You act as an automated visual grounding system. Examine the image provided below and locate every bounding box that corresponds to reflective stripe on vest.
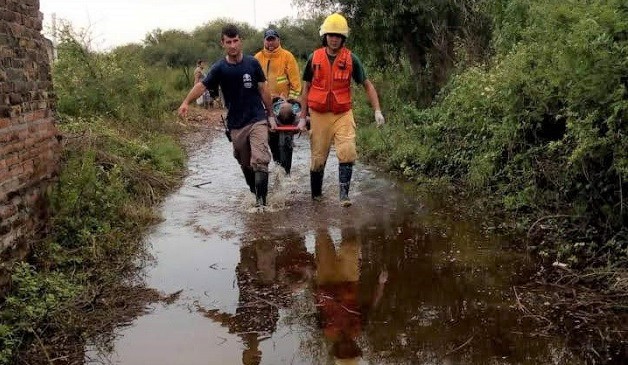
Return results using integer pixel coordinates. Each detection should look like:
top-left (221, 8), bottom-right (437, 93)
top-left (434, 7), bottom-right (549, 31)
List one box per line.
top-left (307, 47), bottom-right (352, 113)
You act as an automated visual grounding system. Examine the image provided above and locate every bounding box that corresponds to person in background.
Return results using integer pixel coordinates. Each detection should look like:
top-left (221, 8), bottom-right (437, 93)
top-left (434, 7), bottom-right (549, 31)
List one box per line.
top-left (254, 28), bottom-right (301, 101)
top-left (255, 29), bottom-right (302, 174)
top-left (178, 24), bottom-right (277, 207)
top-left (193, 59), bottom-right (211, 108)
top-left (265, 97), bottom-right (302, 174)
top-left (298, 13), bottom-right (385, 206)
top-left (194, 59), bottom-right (207, 84)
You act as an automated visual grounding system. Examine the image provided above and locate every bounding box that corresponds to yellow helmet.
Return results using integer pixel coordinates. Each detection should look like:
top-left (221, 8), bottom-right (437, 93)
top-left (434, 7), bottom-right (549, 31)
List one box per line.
top-left (319, 13), bottom-right (349, 37)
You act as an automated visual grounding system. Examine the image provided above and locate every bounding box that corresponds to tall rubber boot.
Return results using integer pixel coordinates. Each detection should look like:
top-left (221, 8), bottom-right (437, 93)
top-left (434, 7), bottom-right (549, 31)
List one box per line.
top-left (269, 132), bottom-right (280, 163)
top-left (254, 171), bottom-right (269, 207)
top-left (242, 167), bottom-right (255, 194)
top-left (310, 170), bottom-right (324, 201)
top-left (278, 133), bottom-right (293, 175)
top-left (339, 163), bottom-right (353, 207)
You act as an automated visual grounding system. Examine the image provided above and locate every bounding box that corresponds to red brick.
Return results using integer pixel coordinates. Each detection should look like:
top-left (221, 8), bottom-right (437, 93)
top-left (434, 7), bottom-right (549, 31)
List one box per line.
top-left (4, 154), bottom-right (18, 168)
top-left (0, 204), bottom-right (17, 219)
top-left (1, 0), bottom-right (60, 254)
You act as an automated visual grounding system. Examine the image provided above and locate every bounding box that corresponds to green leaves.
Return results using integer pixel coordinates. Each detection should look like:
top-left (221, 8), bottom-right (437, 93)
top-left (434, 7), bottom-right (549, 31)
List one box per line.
top-left (0, 263), bottom-right (81, 364)
top-left (357, 0), bottom-right (627, 266)
top-left (53, 24), bottom-right (178, 125)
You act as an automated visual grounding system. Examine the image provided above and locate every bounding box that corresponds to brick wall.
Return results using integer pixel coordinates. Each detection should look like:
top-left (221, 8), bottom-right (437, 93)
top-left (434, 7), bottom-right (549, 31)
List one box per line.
top-left (0, 0), bottom-right (60, 259)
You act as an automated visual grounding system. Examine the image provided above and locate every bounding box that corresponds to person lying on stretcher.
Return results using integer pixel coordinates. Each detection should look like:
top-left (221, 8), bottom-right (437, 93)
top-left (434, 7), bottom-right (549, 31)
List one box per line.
top-left (269, 97), bottom-right (302, 175)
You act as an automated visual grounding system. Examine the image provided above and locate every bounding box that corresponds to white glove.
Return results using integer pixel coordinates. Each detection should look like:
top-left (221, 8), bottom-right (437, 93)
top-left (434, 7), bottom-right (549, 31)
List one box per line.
top-left (267, 116), bottom-right (277, 131)
top-left (375, 110), bottom-right (385, 126)
top-left (297, 117), bottom-right (308, 132)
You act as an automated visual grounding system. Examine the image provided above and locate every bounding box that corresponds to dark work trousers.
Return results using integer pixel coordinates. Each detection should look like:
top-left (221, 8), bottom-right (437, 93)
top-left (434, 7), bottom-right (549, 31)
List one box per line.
top-left (230, 120), bottom-right (271, 173)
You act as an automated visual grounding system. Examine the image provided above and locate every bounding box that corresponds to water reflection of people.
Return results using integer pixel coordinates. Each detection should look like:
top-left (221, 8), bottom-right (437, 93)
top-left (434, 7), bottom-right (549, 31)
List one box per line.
top-left (314, 228), bottom-right (388, 364)
top-left (202, 232), bottom-right (314, 365)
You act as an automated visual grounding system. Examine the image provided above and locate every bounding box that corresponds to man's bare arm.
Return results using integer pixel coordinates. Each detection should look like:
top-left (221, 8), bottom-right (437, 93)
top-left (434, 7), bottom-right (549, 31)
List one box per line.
top-left (363, 79), bottom-right (385, 126)
top-left (259, 82), bottom-right (274, 116)
top-left (177, 83), bottom-right (207, 117)
top-left (259, 82), bottom-right (277, 130)
top-left (362, 79), bottom-right (381, 111)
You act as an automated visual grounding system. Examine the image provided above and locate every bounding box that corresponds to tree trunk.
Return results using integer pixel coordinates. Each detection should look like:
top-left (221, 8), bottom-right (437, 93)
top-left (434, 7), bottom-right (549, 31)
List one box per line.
top-left (402, 33), bottom-right (432, 106)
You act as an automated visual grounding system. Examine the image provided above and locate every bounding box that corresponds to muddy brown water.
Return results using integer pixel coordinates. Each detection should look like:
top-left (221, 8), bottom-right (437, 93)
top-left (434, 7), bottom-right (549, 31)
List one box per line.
top-left (86, 128), bottom-right (585, 364)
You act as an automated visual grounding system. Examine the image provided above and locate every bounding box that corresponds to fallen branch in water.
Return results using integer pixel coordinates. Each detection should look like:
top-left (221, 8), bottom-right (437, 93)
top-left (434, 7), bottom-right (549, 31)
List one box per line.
top-left (527, 214), bottom-right (575, 237)
top-left (444, 335), bottom-right (474, 357)
top-left (193, 181), bottom-right (212, 188)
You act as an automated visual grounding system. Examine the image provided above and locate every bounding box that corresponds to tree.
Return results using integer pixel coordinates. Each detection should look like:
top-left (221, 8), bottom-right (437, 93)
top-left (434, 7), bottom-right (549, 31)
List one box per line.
top-left (292, 0), bottom-right (492, 105)
top-left (192, 18), bottom-right (260, 61)
top-left (141, 29), bottom-right (205, 85)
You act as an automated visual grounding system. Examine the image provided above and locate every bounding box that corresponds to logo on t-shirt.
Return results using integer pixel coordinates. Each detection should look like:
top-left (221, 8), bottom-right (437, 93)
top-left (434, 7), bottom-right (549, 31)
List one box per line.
top-left (243, 73), bottom-right (252, 88)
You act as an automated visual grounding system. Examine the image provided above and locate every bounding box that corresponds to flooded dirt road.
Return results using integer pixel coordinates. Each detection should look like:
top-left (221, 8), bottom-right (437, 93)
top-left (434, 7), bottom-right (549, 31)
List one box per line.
top-left (88, 123), bottom-right (585, 364)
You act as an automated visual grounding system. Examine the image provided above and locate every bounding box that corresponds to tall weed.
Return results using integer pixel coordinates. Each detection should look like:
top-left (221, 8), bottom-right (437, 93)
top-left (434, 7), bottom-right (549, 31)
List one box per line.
top-left (52, 28), bottom-right (183, 132)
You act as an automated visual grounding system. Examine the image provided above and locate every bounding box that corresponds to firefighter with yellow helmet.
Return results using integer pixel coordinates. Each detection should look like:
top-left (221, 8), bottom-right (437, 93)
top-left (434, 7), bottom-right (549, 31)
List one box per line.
top-left (298, 13), bottom-right (385, 207)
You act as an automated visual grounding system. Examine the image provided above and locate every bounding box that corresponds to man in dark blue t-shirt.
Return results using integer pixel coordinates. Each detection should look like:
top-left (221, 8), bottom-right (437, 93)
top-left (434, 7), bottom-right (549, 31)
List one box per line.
top-left (178, 24), bottom-right (278, 207)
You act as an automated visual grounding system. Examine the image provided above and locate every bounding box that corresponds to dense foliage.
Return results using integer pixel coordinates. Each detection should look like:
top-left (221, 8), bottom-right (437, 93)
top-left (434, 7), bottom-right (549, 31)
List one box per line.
top-left (294, 0), bottom-right (493, 105)
top-left (53, 29), bottom-right (179, 124)
top-left (356, 0), bottom-right (627, 267)
top-left (137, 17), bottom-right (322, 87)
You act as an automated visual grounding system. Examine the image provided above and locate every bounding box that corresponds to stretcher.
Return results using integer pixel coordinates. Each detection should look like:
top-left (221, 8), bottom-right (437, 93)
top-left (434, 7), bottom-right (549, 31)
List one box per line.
top-left (270, 98), bottom-right (303, 174)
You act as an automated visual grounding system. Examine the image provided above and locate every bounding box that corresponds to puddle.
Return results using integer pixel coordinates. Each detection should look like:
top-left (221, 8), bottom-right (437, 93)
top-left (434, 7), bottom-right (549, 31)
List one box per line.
top-left (87, 130), bottom-right (584, 365)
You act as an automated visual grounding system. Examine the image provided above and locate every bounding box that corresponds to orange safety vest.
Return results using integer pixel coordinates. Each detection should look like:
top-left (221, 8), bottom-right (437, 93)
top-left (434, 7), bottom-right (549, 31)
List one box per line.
top-left (307, 47), bottom-right (353, 114)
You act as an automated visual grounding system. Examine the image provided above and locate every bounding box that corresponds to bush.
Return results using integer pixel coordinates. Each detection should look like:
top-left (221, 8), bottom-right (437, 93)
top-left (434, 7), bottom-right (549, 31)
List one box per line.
top-left (0, 263), bottom-right (81, 364)
top-left (358, 0), bottom-right (628, 266)
top-left (53, 29), bottom-right (182, 129)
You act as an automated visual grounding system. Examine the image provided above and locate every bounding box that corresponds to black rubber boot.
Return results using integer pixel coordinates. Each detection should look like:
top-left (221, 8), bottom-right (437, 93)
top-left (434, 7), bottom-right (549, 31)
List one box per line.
top-left (242, 167), bottom-right (256, 194)
top-left (278, 133), bottom-right (294, 175)
top-left (310, 170), bottom-right (324, 200)
top-left (269, 132), bottom-right (280, 163)
top-left (339, 163), bottom-right (353, 207)
top-left (254, 171), bottom-right (269, 207)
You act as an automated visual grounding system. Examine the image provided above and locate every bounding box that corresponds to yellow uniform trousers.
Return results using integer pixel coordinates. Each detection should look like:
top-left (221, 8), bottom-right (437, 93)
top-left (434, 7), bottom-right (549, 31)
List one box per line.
top-left (309, 110), bottom-right (357, 172)
top-left (315, 230), bottom-right (360, 285)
